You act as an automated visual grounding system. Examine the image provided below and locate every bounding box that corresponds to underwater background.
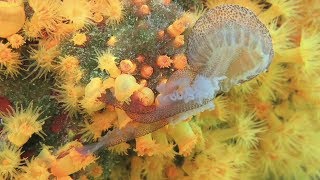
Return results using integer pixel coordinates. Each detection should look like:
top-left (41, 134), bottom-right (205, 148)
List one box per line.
top-left (0, 0), bottom-right (320, 179)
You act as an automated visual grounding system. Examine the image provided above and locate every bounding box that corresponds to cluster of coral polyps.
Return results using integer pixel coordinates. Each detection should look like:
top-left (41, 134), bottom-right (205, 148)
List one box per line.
top-left (0, 0), bottom-right (319, 179)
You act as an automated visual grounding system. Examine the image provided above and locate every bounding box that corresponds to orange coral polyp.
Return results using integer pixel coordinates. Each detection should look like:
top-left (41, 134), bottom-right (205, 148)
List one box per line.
top-left (50, 142), bottom-right (96, 177)
top-left (0, 103), bottom-right (46, 147)
top-left (156, 55), bottom-right (172, 68)
top-left (173, 54), bottom-right (188, 70)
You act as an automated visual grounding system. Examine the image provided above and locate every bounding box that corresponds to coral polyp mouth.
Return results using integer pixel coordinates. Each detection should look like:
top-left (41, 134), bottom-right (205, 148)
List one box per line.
top-left (187, 4), bottom-right (274, 90)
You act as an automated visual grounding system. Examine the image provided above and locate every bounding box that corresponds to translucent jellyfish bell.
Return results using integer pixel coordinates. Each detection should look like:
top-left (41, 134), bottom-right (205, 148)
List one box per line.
top-left (187, 4), bottom-right (274, 91)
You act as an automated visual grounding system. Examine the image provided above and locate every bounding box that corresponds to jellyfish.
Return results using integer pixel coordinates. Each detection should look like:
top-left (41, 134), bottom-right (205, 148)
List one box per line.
top-left (77, 4), bottom-right (274, 155)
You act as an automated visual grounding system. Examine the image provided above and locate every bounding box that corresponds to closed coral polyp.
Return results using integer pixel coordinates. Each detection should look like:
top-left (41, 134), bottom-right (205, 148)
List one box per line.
top-left (0, 1), bottom-right (25, 38)
top-left (114, 74), bottom-right (141, 102)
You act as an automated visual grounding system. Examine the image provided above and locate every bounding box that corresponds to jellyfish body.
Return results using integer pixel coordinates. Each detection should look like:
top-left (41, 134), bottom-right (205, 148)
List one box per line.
top-left (187, 4), bottom-right (274, 91)
top-left (78, 4), bottom-right (274, 154)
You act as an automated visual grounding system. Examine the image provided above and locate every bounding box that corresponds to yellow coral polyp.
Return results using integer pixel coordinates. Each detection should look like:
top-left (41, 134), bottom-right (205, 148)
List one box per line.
top-left (206, 0), bottom-right (264, 15)
top-left (7, 34), bottom-right (25, 49)
top-left (56, 55), bottom-right (82, 83)
top-left (80, 110), bottom-right (117, 140)
top-left (114, 74), bottom-right (141, 102)
top-left (0, 42), bottom-right (22, 77)
top-left (96, 52), bottom-right (121, 78)
top-left (60, 0), bottom-right (92, 29)
top-left (135, 133), bottom-right (160, 156)
top-left (19, 158), bottom-right (51, 179)
top-left (0, 103), bottom-right (46, 147)
top-left (54, 83), bottom-right (84, 117)
top-left (29, 44), bottom-right (60, 80)
top-left (28, 0), bottom-right (63, 37)
top-left (80, 77), bottom-right (107, 114)
top-left (72, 33), bottom-right (87, 46)
top-left (0, 1), bottom-right (25, 38)
top-left (168, 121), bottom-right (197, 156)
top-left (104, 0), bottom-right (124, 24)
top-left (115, 108), bottom-right (132, 129)
top-left (259, 0), bottom-right (302, 24)
top-left (0, 143), bottom-right (23, 179)
top-left (107, 36), bottom-right (118, 46)
top-left (108, 142), bottom-right (131, 155)
top-left (50, 141), bottom-right (96, 177)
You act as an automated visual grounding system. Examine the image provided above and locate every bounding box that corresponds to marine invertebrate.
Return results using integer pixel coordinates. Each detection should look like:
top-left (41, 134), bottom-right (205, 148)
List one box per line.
top-left (187, 4), bottom-right (274, 91)
top-left (80, 77), bottom-right (107, 114)
top-left (28, 43), bottom-right (60, 80)
top-left (1, 0), bottom-right (319, 178)
top-left (140, 64), bottom-right (153, 79)
top-left (0, 42), bottom-right (22, 77)
top-left (54, 83), bottom-right (84, 117)
top-left (119, 59), bottom-right (136, 74)
top-left (50, 141), bottom-right (96, 178)
top-left (0, 0), bottom-right (25, 38)
top-left (96, 52), bottom-right (121, 78)
top-left (60, 0), bottom-right (92, 29)
top-left (114, 74), bottom-right (141, 102)
top-left (173, 54), bottom-right (188, 70)
top-left (156, 55), bottom-right (172, 68)
top-left (0, 103), bottom-right (47, 147)
top-left (27, 0), bottom-right (63, 38)
top-left (0, 143), bottom-right (23, 179)
top-left (19, 158), bottom-right (51, 179)
top-left (7, 34), bottom-right (25, 49)
top-left (71, 33), bottom-right (87, 46)
top-left (77, 4), bottom-right (273, 154)
top-left (104, 0), bottom-right (124, 24)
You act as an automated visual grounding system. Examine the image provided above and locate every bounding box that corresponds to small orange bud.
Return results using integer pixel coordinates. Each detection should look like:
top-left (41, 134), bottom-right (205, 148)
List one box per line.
top-left (120, 59), bottom-right (136, 74)
top-left (173, 35), bottom-right (184, 48)
top-left (140, 65), bottom-right (153, 79)
top-left (163, 0), bottom-right (171, 6)
top-left (156, 55), bottom-right (172, 68)
top-left (136, 55), bottom-right (145, 63)
top-left (107, 36), bottom-right (117, 47)
top-left (173, 54), bottom-right (188, 70)
top-left (157, 30), bottom-right (165, 41)
top-left (167, 21), bottom-right (185, 38)
top-left (139, 5), bottom-right (151, 16)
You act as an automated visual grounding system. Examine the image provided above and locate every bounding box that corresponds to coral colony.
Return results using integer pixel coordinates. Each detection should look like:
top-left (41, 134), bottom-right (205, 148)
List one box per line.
top-left (0, 0), bottom-right (319, 179)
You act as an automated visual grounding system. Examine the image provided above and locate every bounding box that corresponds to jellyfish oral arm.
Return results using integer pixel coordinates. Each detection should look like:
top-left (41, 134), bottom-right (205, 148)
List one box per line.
top-left (126, 74), bottom-right (224, 124)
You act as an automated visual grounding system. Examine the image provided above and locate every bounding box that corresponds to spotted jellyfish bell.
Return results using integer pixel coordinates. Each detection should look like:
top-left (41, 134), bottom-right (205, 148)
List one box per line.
top-left (0, 0), bottom-right (26, 38)
top-left (187, 4), bottom-right (274, 92)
